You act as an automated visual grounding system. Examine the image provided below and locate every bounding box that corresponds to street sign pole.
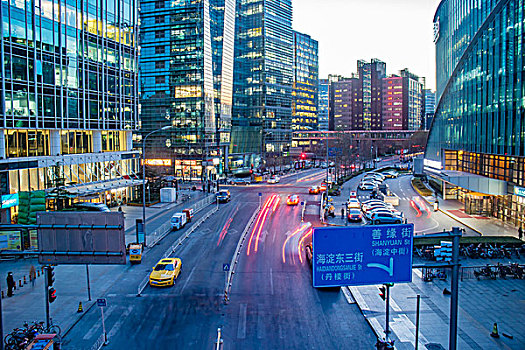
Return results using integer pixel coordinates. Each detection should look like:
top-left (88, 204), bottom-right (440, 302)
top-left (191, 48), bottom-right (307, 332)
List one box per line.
top-left (415, 294), bottom-right (421, 350)
top-left (384, 284), bottom-right (390, 340)
top-left (44, 266), bottom-right (50, 329)
top-left (450, 228), bottom-right (460, 350)
top-left (101, 306), bottom-right (107, 345)
top-left (86, 265), bottom-right (91, 301)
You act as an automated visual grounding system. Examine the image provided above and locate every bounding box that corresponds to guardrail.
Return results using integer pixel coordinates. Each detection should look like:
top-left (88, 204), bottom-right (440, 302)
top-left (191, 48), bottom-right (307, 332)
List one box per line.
top-left (224, 204), bottom-right (261, 302)
top-left (137, 204), bottom-right (219, 296)
top-left (149, 194), bottom-right (216, 248)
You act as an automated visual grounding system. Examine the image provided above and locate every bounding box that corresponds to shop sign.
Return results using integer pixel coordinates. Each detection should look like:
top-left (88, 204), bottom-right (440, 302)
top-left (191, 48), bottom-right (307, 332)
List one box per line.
top-left (1, 193), bottom-right (19, 209)
top-left (514, 186), bottom-right (525, 198)
top-left (143, 159), bottom-right (172, 166)
top-left (0, 231), bottom-right (22, 251)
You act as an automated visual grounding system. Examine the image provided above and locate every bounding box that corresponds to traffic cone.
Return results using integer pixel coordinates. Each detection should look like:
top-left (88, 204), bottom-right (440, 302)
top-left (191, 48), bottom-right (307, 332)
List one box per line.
top-left (23, 276), bottom-right (27, 284)
top-left (77, 302), bottom-right (83, 313)
top-left (443, 288), bottom-right (451, 295)
top-left (490, 323), bottom-right (500, 338)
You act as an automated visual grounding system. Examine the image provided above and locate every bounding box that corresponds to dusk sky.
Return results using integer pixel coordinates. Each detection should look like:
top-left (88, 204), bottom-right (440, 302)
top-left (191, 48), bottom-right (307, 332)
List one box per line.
top-left (293, 0), bottom-right (441, 90)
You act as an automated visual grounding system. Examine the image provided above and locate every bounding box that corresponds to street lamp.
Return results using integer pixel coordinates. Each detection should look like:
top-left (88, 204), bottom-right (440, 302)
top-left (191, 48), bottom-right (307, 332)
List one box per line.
top-left (142, 125), bottom-right (174, 246)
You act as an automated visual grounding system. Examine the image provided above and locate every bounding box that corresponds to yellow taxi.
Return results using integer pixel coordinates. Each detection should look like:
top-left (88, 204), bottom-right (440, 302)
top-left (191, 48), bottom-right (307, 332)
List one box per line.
top-left (149, 258), bottom-right (182, 287)
top-left (309, 186), bottom-right (320, 194)
top-left (287, 194), bottom-right (300, 206)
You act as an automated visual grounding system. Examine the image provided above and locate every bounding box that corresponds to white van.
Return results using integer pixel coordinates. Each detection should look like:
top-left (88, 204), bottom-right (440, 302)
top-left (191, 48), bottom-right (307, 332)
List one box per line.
top-left (171, 212), bottom-right (187, 230)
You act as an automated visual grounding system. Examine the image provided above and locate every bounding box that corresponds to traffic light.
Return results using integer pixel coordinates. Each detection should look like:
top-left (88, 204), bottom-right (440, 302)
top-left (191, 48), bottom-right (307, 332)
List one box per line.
top-left (379, 286), bottom-right (386, 301)
top-left (48, 287), bottom-right (57, 303)
top-left (46, 266), bottom-right (55, 287)
top-left (300, 153), bottom-right (306, 160)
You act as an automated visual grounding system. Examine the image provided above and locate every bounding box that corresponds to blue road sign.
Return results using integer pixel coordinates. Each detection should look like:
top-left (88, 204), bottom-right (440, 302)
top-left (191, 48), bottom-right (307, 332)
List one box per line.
top-left (97, 298), bottom-right (107, 307)
top-left (258, 193), bottom-right (262, 197)
top-left (312, 224), bottom-right (414, 288)
top-left (223, 263), bottom-right (230, 272)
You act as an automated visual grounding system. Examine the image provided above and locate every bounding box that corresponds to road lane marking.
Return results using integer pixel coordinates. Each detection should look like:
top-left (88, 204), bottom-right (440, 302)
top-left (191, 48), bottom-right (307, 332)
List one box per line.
top-left (134, 304), bottom-right (155, 336)
top-left (270, 268), bottom-right (274, 295)
top-left (179, 265), bottom-right (197, 296)
top-left (342, 287), bottom-right (356, 304)
top-left (278, 309), bottom-right (285, 339)
top-left (108, 305), bottom-right (134, 338)
top-left (257, 304), bottom-right (264, 339)
top-left (82, 305), bottom-right (117, 340)
top-left (237, 303), bottom-right (247, 339)
top-left (147, 307), bottom-right (168, 341)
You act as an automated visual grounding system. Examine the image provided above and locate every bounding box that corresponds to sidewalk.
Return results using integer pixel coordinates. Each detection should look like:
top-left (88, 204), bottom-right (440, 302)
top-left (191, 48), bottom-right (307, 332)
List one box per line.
top-left (416, 183), bottom-right (519, 238)
top-left (0, 189), bottom-right (213, 340)
top-left (350, 266), bottom-right (525, 349)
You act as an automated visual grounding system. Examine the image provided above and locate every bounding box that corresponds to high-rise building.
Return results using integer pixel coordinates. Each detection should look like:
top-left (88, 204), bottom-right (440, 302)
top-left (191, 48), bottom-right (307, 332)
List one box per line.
top-left (399, 69), bottom-right (423, 131)
top-left (0, 0), bottom-right (140, 221)
top-left (425, 0), bottom-right (524, 228)
top-left (332, 77), bottom-right (360, 131)
top-left (357, 59), bottom-right (386, 130)
top-left (382, 71), bottom-right (423, 131)
top-left (292, 31), bottom-right (319, 131)
top-left (318, 79), bottom-right (330, 131)
top-left (327, 74), bottom-right (343, 131)
top-left (382, 76), bottom-right (404, 130)
top-left (423, 89), bottom-right (436, 130)
top-left (139, 0), bottom-right (235, 180)
top-left (231, 0), bottom-right (293, 159)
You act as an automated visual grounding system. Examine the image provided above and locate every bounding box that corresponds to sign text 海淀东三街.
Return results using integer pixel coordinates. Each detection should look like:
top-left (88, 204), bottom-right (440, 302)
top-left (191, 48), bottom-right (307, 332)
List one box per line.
top-left (313, 224), bottom-right (414, 287)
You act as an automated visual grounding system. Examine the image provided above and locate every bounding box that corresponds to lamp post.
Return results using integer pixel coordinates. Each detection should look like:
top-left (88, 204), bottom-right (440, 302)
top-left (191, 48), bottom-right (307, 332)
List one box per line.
top-left (142, 125), bottom-right (174, 246)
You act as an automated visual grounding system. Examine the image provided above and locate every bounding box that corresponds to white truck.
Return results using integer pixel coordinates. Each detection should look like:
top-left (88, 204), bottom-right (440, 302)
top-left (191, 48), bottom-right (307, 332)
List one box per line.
top-left (170, 212), bottom-right (187, 230)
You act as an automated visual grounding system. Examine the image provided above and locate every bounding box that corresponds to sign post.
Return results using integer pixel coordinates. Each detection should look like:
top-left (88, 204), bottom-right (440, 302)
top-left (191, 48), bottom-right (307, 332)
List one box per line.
top-left (312, 224), bottom-right (414, 288)
top-left (97, 298), bottom-right (108, 345)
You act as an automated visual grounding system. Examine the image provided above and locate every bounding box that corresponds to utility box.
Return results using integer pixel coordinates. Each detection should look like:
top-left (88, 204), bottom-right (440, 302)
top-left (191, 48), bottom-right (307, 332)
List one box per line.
top-left (160, 187), bottom-right (177, 203)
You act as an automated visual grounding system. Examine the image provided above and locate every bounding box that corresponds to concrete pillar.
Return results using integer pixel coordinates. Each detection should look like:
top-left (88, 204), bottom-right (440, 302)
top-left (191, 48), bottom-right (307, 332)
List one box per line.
top-left (50, 130), bottom-right (61, 156)
top-left (0, 129), bottom-right (5, 159)
top-left (125, 131), bottom-right (133, 151)
top-left (93, 131), bottom-right (102, 153)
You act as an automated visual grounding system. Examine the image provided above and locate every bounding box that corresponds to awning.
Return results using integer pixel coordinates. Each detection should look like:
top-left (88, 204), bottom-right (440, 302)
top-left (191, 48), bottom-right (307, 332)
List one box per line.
top-left (429, 170), bottom-right (507, 196)
top-left (47, 178), bottom-right (143, 197)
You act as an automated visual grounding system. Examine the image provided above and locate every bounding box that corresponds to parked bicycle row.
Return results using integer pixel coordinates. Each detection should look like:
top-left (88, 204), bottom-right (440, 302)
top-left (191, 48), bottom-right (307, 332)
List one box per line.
top-left (472, 263), bottom-right (524, 280)
top-left (4, 320), bottom-right (61, 350)
top-left (415, 243), bottom-right (524, 260)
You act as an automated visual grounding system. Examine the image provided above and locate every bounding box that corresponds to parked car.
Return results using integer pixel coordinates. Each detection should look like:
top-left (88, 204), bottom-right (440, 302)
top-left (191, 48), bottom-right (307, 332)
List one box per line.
top-left (230, 178), bottom-right (251, 185)
top-left (383, 170), bottom-right (398, 178)
top-left (365, 208), bottom-right (402, 221)
top-left (267, 176), bottom-right (280, 184)
top-left (359, 182), bottom-right (378, 191)
top-left (347, 208), bottom-right (363, 222)
top-left (287, 194), bottom-right (300, 206)
top-left (72, 202), bottom-right (111, 212)
top-left (347, 199), bottom-right (361, 209)
top-left (365, 172), bottom-right (385, 181)
top-left (309, 186), bottom-right (320, 194)
top-left (369, 212), bottom-right (403, 225)
top-left (216, 190), bottom-right (231, 203)
top-left (171, 212), bottom-right (188, 230)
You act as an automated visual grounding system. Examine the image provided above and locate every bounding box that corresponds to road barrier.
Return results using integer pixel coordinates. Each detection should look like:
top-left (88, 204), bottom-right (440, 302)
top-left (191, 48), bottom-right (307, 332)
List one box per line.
top-left (224, 204), bottom-right (262, 303)
top-left (149, 194), bottom-right (216, 248)
top-left (137, 204), bottom-right (219, 296)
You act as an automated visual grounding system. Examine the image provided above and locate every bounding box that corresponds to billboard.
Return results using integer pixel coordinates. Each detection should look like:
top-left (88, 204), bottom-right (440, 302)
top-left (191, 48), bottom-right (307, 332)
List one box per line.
top-left (313, 224), bottom-right (414, 288)
top-left (37, 212), bottom-right (126, 265)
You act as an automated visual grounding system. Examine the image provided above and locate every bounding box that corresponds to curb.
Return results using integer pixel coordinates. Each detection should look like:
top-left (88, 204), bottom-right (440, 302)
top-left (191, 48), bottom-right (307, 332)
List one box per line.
top-left (409, 178), bottom-right (483, 236)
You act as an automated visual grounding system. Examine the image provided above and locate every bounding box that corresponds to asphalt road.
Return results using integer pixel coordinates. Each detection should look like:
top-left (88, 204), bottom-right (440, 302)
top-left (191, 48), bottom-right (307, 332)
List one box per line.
top-left (62, 168), bottom-right (376, 349)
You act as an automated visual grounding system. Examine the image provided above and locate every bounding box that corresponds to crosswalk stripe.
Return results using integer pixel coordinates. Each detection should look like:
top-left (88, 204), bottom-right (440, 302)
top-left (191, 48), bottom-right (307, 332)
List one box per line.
top-left (82, 305), bottom-right (117, 340)
top-left (108, 305), bottom-right (134, 338)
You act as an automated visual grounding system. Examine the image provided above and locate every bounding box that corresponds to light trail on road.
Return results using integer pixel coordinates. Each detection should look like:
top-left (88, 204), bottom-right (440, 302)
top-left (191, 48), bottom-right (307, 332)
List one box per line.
top-left (281, 222), bottom-right (311, 264)
top-left (247, 195), bottom-right (276, 256)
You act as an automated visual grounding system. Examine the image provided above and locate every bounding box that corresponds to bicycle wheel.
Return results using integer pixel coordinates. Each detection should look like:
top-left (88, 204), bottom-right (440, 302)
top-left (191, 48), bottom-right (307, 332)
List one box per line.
top-left (47, 324), bottom-right (61, 336)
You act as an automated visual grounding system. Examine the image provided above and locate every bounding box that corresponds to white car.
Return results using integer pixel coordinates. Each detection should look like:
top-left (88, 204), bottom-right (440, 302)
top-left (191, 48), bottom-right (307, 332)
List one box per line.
top-left (359, 182), bottom-right (378, 191)
top-left (267, 176), bottom-right (280, 184)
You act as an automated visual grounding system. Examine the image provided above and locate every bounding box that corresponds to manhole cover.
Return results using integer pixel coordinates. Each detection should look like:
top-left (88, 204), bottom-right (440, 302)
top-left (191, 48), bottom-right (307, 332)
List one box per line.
top-left (426, 344), bottom-right (446, 350)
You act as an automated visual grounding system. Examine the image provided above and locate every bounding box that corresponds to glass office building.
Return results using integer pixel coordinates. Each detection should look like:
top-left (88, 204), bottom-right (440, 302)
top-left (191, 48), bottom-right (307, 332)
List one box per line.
top-left (292, 31), bottom-right (318, 131)
top-left (0, 0), bottom-right (140, 221)
top-left (231, 0), bottom-right (293, 158)
top-left (318, 79), bottom-right (329, 131)
top-left (425, 0), bottom-right (525, 227)
top-left (139, 0), bottom-right (235, 180)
